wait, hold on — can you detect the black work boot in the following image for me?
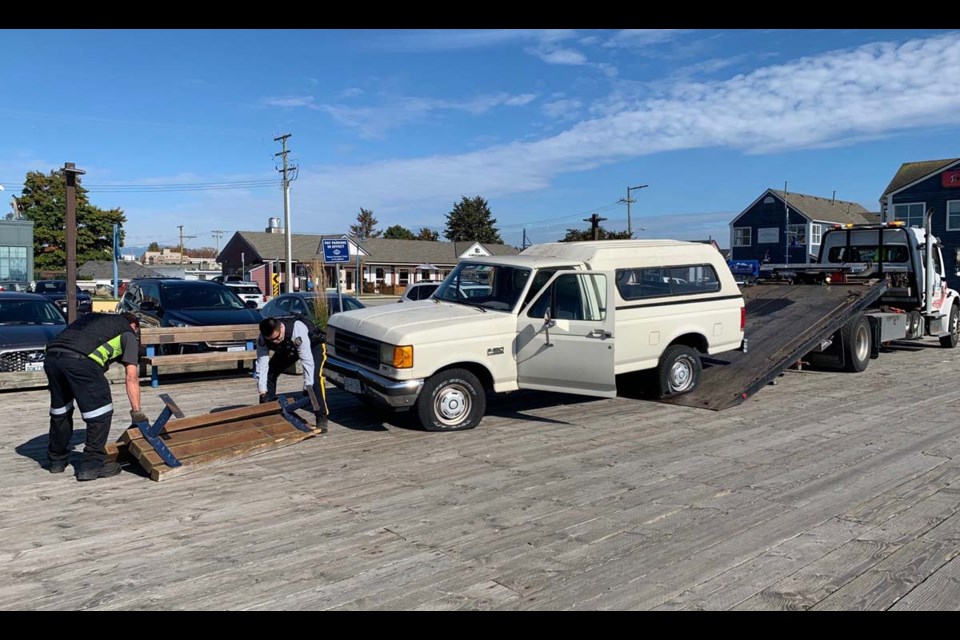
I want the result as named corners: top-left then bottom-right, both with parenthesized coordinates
top-left (77, 462), bottom-right (122, 482)
top-left (315, 413), bottom-right (329, 434)
top-left (48, 459), bottom-right (68, 474)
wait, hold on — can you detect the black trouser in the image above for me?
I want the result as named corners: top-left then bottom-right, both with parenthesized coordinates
top-left (44, 350), bottom-right (115, 469)
top-left (264, 343), bottom-right (328, 417)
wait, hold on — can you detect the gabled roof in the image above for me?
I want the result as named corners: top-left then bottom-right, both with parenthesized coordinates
top-left (732, 189), bottom-right (873, 226)
top-left (356, 238), bottom-right (520, 265)
top-left (233, 232), bottom-right (357, 263)
top-left (881, 158), bottom-right (960, 197)
top-left (769, 190), bottom-right (873, 224)
top-left (79, 260), bottom-right (163, 280)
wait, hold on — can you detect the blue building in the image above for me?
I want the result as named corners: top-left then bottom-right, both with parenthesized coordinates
top-left (879, 157), bottom-right (960, 290)
top-left (729, 189), bottom-right (877, 264)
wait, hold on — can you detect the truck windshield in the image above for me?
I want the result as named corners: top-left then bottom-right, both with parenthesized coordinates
top-left (434, 263), bottom-right (531, 312)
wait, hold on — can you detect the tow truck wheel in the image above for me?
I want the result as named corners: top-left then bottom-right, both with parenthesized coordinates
top-left (656, 344), bottom-right (702, 398)
top-left (939, 304), bottom-right (960, 348)
top-left (841, 315), bottom-right (871, 372)
top-left (417, 368), bottom-right (486, 432)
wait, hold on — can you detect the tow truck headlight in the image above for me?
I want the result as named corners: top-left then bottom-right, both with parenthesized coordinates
top-left (380, 344), bottom-right (413, 369)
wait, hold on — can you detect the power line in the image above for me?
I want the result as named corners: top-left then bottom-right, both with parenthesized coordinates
top-left (178, 225), bottom-right (197, 265)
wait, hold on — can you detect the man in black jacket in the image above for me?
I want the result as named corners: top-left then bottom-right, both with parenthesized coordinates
top-left (256, 315), bottom-right (329, 432)
top-left (44, 312), bottom-right (144, 481)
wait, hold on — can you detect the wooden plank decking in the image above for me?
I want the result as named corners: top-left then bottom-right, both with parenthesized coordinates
top-left (1, 335), bottom-right (959, 610)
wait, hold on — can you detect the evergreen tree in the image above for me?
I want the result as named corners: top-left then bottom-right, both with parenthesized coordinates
top-left (349, 208), bottom-right (381, 239)
top-left (443, 196), bottom-right (502, 244)
top-left (147, 241), bottom-right (161, 252)
top-left (416, 227), bottom-right (439, 241)
top-left (17, 169), bottom-right (127, 271)
top-left (383, 224), bottom-right (415, 240)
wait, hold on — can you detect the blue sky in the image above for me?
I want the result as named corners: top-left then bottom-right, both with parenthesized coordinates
top-left (2, 29), bottom-right (959, 251)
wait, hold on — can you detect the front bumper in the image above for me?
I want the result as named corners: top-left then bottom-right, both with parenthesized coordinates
top-left (323, 355), bottom-right (424, 409)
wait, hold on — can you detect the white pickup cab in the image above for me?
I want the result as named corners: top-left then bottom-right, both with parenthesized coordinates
top-left (325, 240), bottom-right (746, 431)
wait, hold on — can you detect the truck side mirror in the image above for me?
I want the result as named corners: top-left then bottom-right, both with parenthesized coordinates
top-left (543, 308), bottom-right (554, 347)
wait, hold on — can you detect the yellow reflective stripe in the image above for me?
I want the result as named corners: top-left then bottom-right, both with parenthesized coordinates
top-left (88, 335), bottom-right (124, 366)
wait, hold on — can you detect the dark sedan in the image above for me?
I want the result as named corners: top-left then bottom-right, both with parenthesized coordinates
top-left (31, 280), bottom-right (93, 317)
top-left (260, 291), bottom-right (365, 319)
top-left (0, 292), bottom-right (67, 372)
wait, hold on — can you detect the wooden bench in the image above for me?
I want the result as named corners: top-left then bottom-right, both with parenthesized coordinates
top-left (140, 325), bottom-right (261, 388)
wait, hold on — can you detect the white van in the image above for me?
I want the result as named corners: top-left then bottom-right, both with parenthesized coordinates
top-left (325, 240), bottom-right (746, 431)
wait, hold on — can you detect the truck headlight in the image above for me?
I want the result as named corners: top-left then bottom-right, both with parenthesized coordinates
top-left (380, 344), bottom-right (413, 369)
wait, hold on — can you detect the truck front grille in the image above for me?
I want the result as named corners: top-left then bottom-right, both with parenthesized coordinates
top-left (333, 328), bottom-right (381, 369)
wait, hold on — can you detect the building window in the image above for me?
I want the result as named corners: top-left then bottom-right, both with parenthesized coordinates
top-left (398, 269), bottom-right (409, 285)
top-left (787, 224), bottom-right (807, 245)
top-left (810, 224), bottom-right (822, 246)
top-left (894, 202), bottom-right (925, 228)
top-left (733, 227), bottom-right (751, 247)
top-left (947, 201), bottom-right (960, 231)
top-left (0, 246), bottom-right (28, 281)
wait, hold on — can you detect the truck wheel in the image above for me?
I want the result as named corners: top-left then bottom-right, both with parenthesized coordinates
top-left (417, 368), bottom-right (486, 432)
top-left (841, 315), bottom-right (871, 372)
top-left (939, 304), bottom-right (959, 348)
top-left (656, 344), bottom-right (702, 398)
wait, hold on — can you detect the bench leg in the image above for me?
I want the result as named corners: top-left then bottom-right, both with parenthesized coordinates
top-left (147, 345), bottom-right (159, 388)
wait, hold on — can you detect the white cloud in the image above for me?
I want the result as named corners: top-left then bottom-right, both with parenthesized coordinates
top-left (542, 99), bottom-right (583, 121)
top-left (531, 46), bottom-right (588, 66)
top-left (281, 32), bottom-right (960, 217)
top-left (604, 29), bottom-right (692, 48)
top-left (376, 30), bottom-right (574, 52)
top-left (319, 92), bottom-right (538, 139)
top-left (261, 96), bottom-right (317, 108)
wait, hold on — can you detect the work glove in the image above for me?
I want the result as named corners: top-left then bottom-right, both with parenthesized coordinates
top-left (130, 409), bottom-right (148, 424)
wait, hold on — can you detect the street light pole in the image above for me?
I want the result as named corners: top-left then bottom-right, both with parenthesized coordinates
top-left (621, 184), bottom-right (648, 237)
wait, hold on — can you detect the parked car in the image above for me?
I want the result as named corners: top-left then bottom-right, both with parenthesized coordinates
top-left (397, 281), bottom-right (441, 303)
top-left (30, 280), bottom-right (93, 317)
top-left (0, 292), bottom-right (68, 372)
top-left (0, 281), bottom-right (27, 293)
top-left (225, 281), bottom-right (270, 309)
top-left (260, 291), bottom-right (365, 319)
top-left (211, 274), bottom-right (246, 284)
top-left (117, 278), bottom-right (261, 352)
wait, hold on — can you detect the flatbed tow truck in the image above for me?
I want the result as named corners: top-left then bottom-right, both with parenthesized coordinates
top-left (663, 211), bottom-right (960, 410)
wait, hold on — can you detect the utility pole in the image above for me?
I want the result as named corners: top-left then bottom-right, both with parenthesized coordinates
top-left (619, 184), bottom-right (648, 237)
top-left (178, 225), bottom-right (196, 265)
top-left (64, 162), bottom-right (85, 324)
top-left (522, 229), bottom-right (532, 250)
top-left (584, 213), bottom-right (607, 241)
top-left (275, 133), bottom-right (298, 293)
top-left (784, 181), bottom-right (790, 266)
top-left (211, 230), bottom-right (225, 257)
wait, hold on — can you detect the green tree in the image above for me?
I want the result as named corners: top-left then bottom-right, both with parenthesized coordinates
top-left (561, 227), bottom-right (633, 242)
top-left (443, 196), bottom-right (502, 244)
top-left (147, 241), bottom-right (161, 252)
top-left (416, 227), bottom-right (439, 241)
top-left (383, 224), bottom-right (415, 240)
top-left (18, 169), bottom-right (127, 271)
top-left (349, 207), bottom-right (381, 239)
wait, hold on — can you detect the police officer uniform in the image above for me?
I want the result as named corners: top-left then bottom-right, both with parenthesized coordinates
top-left (44, 313), bottom-right (140, 478)
top-left (255, 315), bottom-right (328, 429)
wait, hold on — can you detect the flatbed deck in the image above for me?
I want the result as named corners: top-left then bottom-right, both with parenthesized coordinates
top-left (660, 279), bottom-right (887, 410)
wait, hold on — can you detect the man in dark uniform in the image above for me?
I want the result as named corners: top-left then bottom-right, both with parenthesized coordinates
top-left (44, 311), bottom-right (145, 481)
top-left (256, 315), bottom-right (329, 431)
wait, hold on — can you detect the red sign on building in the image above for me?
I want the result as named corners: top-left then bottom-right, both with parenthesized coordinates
top-left (942, 170), bottom-right (960, 188)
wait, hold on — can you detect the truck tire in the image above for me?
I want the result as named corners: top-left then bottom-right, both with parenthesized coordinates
top-left (841, 314), bottom-right (871, 373)
top-left (417, 368), bottom-right (486, 432)
top-left (939, 304), bottom-right (959, 348)
top-left (656, 344), bottom-right (702, 398)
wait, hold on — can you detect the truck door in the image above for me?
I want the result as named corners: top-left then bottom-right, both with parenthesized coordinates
top-left (515, 271), bottom-right (616, 397)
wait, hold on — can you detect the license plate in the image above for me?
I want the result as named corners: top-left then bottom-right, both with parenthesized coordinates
top-left (227, 346), bottom-right (246, 352)
top-left (344, 377), bottom-right (361, 394)
top-left (25, 362), bottom-right (44, 372)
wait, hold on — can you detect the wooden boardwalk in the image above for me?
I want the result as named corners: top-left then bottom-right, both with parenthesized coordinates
top-left (1, 340), bottom-right (959, 610)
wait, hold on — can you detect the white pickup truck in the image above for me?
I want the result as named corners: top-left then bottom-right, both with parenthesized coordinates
top-left (324, 240), bottom-right (746, 431)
